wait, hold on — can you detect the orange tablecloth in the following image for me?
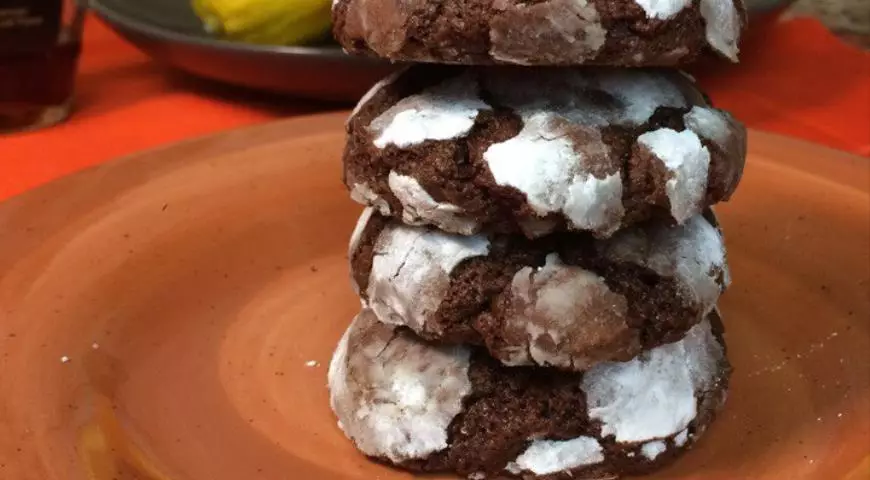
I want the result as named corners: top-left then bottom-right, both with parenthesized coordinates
top-left (0, 16), bottom-right (868, 201)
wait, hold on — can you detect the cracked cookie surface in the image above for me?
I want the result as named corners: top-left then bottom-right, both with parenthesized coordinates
top-left (344, 66), bottom-right (746, 238)
top-left (332, 0), bottom-right (746, 65)
top-left (328, 308), bottom-right (730, 479)
top-left (350, 208), bottom-right (729, 371)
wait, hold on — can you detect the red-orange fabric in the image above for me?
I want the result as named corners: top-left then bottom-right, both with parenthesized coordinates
top-left (0, 17), bottom-right (868, 201)
top-left (694, 17), bottom-right (870, 158)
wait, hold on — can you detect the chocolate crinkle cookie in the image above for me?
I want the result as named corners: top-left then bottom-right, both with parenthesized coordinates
top-left (349, 207), bottom-right (729, 372)
top-left (328, 308), bottom-right (731, 480)
top-left (343, 66), bottom-right (746, 239)
top-left (332, 0), bottom-right (746, 66)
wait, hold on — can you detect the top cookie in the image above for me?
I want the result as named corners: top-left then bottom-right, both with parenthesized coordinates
top-left (344, 66), bottom-right (746, 238)
top-left (333, 0), bottom-right (746, 66)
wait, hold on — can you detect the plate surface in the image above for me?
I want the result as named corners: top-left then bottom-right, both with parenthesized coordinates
top-left (91, 0), bottom-right (396, 101)
top-left (0, 113), bottom-right (868, 480)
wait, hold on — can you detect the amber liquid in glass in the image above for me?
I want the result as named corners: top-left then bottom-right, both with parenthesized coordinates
top-left (0, 30), bottom-right (79, 131)
top-left (0, 0), bottom-right (85, 133)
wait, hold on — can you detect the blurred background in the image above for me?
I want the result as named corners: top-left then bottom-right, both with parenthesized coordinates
top-left (0, 0), bottom-right (867, 200)
top-left (83, 0), bottom-right (869, 101)
top-left (790, 0), bottom-right (869, 46)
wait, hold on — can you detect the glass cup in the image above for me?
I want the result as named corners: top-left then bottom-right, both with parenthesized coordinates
top-left (0, 0), bottom-right (87, 133)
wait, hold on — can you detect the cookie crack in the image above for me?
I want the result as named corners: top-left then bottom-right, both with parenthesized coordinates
top-left (374, 330), bottom-right (403, 359)
top-left (387, 235), bottom-right (422, 281)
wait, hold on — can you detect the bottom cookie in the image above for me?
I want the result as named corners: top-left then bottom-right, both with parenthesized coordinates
top-left (328, 309), bottom-right (731, 479)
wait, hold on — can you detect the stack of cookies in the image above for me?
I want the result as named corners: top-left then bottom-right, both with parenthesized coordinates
top-left (328, 1), bottom-right (747, 478)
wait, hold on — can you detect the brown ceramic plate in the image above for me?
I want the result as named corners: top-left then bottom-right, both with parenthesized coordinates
top-left (0, 113), bottom-right (868, 480)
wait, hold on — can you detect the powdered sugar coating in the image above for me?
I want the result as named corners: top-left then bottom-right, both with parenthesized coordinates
top-left (370, 73), bottom-right (491, 149)
top-left (484, 114), bottom-right (579, 215)
top-left (593, 69), bottom-right (689, 123)
top-left (564, 172), bottom-right (625, 234)
top-left (489, 0), bottom-right (606, 65)
top-left (387, 172), bottom-right (479, 235)
top-left (674, 428), bottom-right (690, 447)
top-left (684, 106), bottom-right (730, 146)
top-left (355, 212), bottom-right (727, 371)
top-left (365, 222), bottom-right (490, 334)
top-left (349, 207), bottom-right (375, 260)
top-left (505, 436), bottom-right (605, 475)
top-left (602, 214), bottom-right (728, 314)
top-left (481, 69), bottom-right (692, 234)
top-left (631, 0), bottom-right (741, 60)
top-left (638, 128), bottom-right (711, 223)
top-left (349, 207), bottom-right (375, 295)
top-left (350, 182), bottom-right (391, 215)
top-left (337, 0), bottom-right (744, 66)
top-left (582, 317), bottom-right (725, 443)
top-left (328, 310), bottom-right (472, 463)
top-left (500, 253), bottom-right (634, 370)
top-left (700, 0), bottom-right (741, 61)
top-left (349, 69), bottom-right (404, 123)
top-left (484, 112), bottom-right (625, 235)
top-left (482, 69), bottom-right (689, 127)
top-left (327, 324), bottom-right (351, 421)
top-left (350, 68), bottom-right (746, 236)
top-left (633, 0), bottom-right (692, 19)
top-left (641, 440), bottom-right (668, 460)
top-left (330, 310), bottom-right (728, 477)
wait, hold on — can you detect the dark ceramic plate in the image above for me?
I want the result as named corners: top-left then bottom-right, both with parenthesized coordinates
top-left (91, 0), bottom-right (789, 102)
top-left (91, 0), bottom-right (397, 102)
